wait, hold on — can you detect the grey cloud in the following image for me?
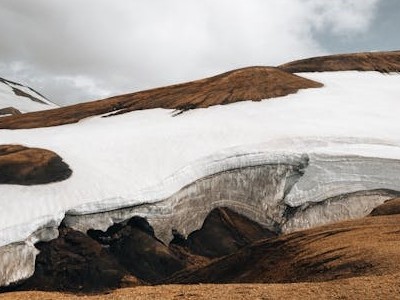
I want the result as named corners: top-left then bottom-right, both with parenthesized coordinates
top-left (0, 0), bottom-right (386, 105)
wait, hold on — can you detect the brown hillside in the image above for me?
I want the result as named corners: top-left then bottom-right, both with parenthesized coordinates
top-left (165, 213), bottom-right (400, 284)
top-left (0, 67), bottom-right (322, 129)
top-left (279, 50), bottom-right (400, 73)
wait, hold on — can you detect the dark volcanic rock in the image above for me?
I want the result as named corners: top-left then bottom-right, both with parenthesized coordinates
top-left (0, 145), bottom-right (72, 185)
top-left (12, 208), bottom-right (278, 292)
top-left (22, 227), bottom-right (127, 292)
top-left (87, 208), bottom-right (277, 283)
top-left (176, 207), bottom-right (277, 258)
top-left (370, 198), bottom-right (400, 216)
top-left (88, 217), bottom-right (186, 283)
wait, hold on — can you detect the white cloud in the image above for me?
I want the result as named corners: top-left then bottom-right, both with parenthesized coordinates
top-left (306, 0), bottom-right (380, 35)
top-left (0, 0), bottom-right (381, 105)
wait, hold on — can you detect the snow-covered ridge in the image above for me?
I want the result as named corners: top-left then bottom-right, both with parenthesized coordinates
top-left (0, 77), bottom-right (58, 115)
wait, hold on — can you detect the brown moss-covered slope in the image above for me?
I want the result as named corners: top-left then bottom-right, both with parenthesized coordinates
top-left (0, 67), bottom-right (322, 129)
top-left (0, 145), bottom-right (72, 185)
top-left (279, 50), bottom-right (400, 73)
top-left (165, 213), bottom-right (400, 284)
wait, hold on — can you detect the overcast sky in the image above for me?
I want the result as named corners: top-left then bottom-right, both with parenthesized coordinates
top-left (0, 0), bottom-right (399, 105)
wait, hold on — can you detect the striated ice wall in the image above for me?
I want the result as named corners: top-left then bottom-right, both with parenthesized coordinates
top-left (0, 243), bottom-right (38, 287)
top-left (282, 189), bottom-right (398, 232)
top-left (64, 163), bottom-right (303, 243)
top-left (285, 154), bottom-right (400, 207)
top-left (65, 154), bottom-right (400, 244)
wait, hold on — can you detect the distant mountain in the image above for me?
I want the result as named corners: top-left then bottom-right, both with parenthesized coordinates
top-left (0, 77), bottom-right (58, 117)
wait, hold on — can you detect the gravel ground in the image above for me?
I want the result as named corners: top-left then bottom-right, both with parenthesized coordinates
top-left (1, 274), bottom-right (400, 300)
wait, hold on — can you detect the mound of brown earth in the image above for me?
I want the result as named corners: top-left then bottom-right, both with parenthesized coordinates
top-left (0, 145), bottom-right (72, 185)
top-left (88, 217), bottom-right (186, 283)
top-left (0, 67), bottom-right (322, 129)
top-left (165, 213), bottom-right (400, 284)
top-left (0, 107), bottom-right (22, 116)
top-left (370, 198), bottom-right (400, 216)
top-left (279, 50), bottom-right (400, 73)
top-left (173, 207), bottom-right (276, 258)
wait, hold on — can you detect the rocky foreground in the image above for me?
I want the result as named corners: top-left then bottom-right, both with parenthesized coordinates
top-left (1, 275), bottom-right (400, 300)
top-left (1, 201), bottom-right (400, 299)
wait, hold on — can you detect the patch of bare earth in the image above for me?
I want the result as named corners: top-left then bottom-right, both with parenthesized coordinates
top-left (279, 50), bottom-right (400, 73)
top-left (0, 145), bottom-right (72, 184)
top-left (0, 67), bottom-right (322, 129)
top-left (1, 275), bottom-right (399, 300)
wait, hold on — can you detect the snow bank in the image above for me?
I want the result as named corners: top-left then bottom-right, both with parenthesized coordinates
top-left (1, 71), bottom-right (400, 248)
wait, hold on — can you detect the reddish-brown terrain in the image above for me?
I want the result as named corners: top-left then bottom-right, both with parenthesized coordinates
top-left (1, 275), bottom-right (399, 300)
top-left (279, 50), bottom-right (400, 73)
top-left (0, 145), bottom-right (72, 185)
